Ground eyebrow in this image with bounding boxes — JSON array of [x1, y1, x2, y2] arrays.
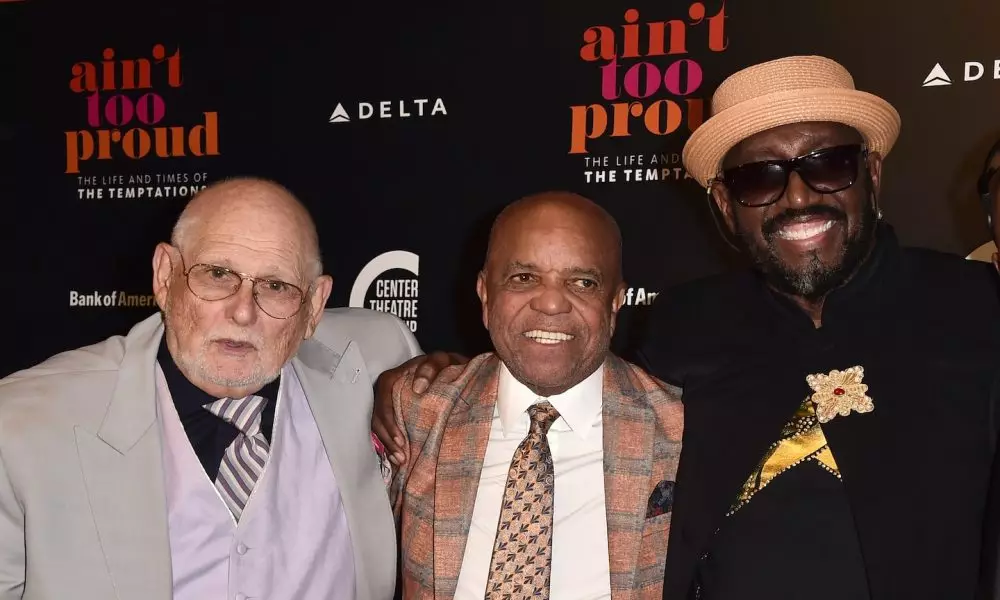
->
[[505, 261, 604, 280], [199, 259, 294, 281]]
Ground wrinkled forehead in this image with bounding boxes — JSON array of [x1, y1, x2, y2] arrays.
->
[[185, 210, 307, 278], [492, 209, 619, 277], [724, 121, 864, 167]]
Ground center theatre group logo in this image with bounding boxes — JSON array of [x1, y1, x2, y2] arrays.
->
[[570, 3, 727, 184], [349, 250, 420, 332], [65, 44, 219, 176]]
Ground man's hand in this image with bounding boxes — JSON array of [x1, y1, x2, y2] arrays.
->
[[373, 351, 469, 465]]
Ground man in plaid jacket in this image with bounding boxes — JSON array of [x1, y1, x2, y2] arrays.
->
[[387, 192, 684, 600]]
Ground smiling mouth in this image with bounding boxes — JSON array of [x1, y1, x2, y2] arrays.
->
[[523, 330, 575, 345], [775, 219, 835, 242]]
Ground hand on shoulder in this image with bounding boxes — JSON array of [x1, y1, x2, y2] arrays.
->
[[372, 351, 470, 467]]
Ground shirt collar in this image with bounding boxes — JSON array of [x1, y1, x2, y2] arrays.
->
[[821, 221, 901, 314], [156, 337, 281, 417], [496, 360, 604, 441]]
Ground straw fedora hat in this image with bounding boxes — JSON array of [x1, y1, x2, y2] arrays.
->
[[682, 55, 901, 187]]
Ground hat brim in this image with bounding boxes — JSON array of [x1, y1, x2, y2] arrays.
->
[[682, 88, 901, 187]]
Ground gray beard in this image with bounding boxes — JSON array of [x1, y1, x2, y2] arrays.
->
[[735, 207, 877, 302]]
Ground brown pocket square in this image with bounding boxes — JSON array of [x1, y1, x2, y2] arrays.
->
[[646, 479, 675, 518]]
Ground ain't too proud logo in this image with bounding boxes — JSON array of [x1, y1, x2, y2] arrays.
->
[[65, 44, 219, 174], [569, 3, 728, 156]]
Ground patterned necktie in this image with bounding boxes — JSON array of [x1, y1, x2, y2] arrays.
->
[[485, 401, 561, 600], [203, 395, 270, 520]]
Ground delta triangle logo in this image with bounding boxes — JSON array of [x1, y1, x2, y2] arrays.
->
[[922, 63, 952, 87], [328, 103, 350, 123]]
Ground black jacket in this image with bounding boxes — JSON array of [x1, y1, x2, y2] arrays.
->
[[634, 224, 1000, 599]]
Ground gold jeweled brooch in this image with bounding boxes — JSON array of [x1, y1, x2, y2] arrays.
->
[[806, 366, 874, 424]]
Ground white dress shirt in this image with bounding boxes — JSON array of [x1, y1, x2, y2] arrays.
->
[[454, 362, 612, 600]]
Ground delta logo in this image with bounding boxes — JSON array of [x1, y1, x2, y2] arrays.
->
[[568, 2, 728, 155], [328, 98, 447, 123], [65, 44, 220, 175], [922, 60, 1000, 87]]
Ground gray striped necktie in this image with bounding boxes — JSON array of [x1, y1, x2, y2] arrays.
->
[[203, 395, 270, 520]]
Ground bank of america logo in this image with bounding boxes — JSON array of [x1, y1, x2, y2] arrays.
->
[[922, 63, 952, 87], [328, 103, 350, 123]]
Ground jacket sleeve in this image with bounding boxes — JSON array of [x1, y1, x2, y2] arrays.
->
[[0, 432, 25, 599]]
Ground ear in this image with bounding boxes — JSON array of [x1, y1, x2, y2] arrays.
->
[[609, 282, 627, 336], [303, 275, 334, 339], [709, 183, 737, 235], [866, 151, 884, 198], [476, 270, 489, 330], [152, 243, 178, 312]]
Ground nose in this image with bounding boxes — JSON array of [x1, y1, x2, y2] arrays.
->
[[226, 279, 260, 326], [528, 284, 572, 316], [782, 170, 821, 209]]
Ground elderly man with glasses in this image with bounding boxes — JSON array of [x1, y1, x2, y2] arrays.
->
[[0, 177, 421, 600]]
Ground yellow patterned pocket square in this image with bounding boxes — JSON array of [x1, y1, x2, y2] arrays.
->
[[806, 366, 874, 424]]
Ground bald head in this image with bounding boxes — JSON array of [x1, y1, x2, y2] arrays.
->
[[172, 177, 323, 279], [152, 176, 334, 400], [477, 191, 626, 397], [485, 191, 623, 284]]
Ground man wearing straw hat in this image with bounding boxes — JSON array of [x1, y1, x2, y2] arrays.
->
[[636, 55, 1000, 600]]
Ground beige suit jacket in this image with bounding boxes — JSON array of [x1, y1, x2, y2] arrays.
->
[[0, 307, 421, 600]]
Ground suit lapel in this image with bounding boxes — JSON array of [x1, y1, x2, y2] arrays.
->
[[601, 357, 656, 598], [294, 337, 394, 600], [294, 337, 373, 508], [433, 357, 499, 598], [76, 427, 172, 600], [81, 313, 172, 600], [676, 362, 806, 560]]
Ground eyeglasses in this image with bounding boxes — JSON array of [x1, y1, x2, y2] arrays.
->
[[181, 259, 308, 319], [713, 144, 868, 208]]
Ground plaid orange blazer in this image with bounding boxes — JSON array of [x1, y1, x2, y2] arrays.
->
[[389, 352, 684, 600]]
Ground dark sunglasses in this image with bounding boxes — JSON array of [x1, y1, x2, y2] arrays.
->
[[714, 144, 868, 208]]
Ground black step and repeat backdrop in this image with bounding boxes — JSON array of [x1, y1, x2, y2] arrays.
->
[[2, 0, 999, 377]]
